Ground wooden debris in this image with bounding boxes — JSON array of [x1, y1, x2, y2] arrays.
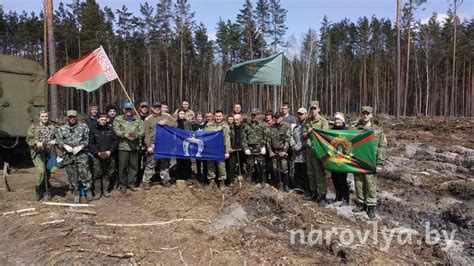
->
[[41, 219, 65, 225], [65, 209, 97, 215], [2, 207, 36, 216], [20, 212, 39, 217], [96, 218, 210, 227], [42, 202, 94, 208]]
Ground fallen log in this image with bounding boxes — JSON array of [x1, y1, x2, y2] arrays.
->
[[96, 218, 210, 227], [41, 219, 65, 225], [2, 207, 36, 216], [42, 202, 94, 208]]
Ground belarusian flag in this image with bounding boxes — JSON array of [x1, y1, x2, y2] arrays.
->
[[310, 129, 377, 174], [224, 52, 284, 86], [47, 46, 118, 92]]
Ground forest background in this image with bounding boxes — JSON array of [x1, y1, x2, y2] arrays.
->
[[1, 0, 473, 118]]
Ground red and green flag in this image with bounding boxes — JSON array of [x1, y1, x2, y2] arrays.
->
[[47, 46, 118, 92], [310, 129, 376, 174]]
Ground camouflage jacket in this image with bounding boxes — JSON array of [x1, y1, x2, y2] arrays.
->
[[204, 120, 231, 154], [242, 120, 269, 151], [26, 122, 56, 158], [352, 121, 388, 166], [113, 115, 144, 151], [143, 113, 176, 147], [289, 122, 306, 163], [56, 122, 89, 163], [268, 122, 291, 152]]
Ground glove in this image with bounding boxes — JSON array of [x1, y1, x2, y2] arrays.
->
[[293, 144, 301, 152], [64, 145, 73, 153], [245, 149, 251, 155], [260, 147, 266, 155], [36, 142, 44, 149], [72, 145, 84, 155], [98, 152, 109, 160]]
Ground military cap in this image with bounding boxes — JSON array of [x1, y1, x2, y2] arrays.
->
[[250, 108, 260, 115], [361, 106, 373, 114], [98, 112, 108, 118], [140, 101, 149, 107], [273, 111, 283, 119], [309, 100, 320, 109], [88, 102, 98, 108], [297, 107, 307, 114], [123, 102, 134, 109], [105, 104, 117, 112], [152, 101, 162, 107], [66, 110, 78, 117]]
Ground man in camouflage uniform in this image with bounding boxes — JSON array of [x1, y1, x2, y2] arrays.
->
[[26, 110, 56, 201], [242, 108, 270, 186], [113, 102, 144, 193], [173, 99, 195, 122], [143, 101, 177, 189], [204, 110, 231, 189], [57, 110, 92, 203], [268, 112, 291, 191], [303, 100, 330, 206], [89, 113, 118, 199], [352, 106, 387, 219]]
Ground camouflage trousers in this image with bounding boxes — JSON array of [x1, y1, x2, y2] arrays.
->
[[306, 148, 327, 196], [246, 153, 267, 182], [143, 153, 170, 183], [118, 150, 139, 188], [31, 153, 50, 186], [354, 174, 377, 206], [271, 155, 288, 175], [207, 161, 226, 181], [65, 153, 91, 191], [92, 157, 115, 193]]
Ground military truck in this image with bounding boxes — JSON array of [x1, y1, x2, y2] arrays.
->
[[0, 54, 48, 165]]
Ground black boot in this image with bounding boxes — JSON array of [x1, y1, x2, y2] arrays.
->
[[316, 194, 327, 207], [352, 202, 366, 213], [366, 206, 376, 219], [335, 190, 342, 202], [35, 186, 43, 201]]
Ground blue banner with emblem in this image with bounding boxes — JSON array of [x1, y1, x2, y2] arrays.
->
[[154, 125, 225, 161]]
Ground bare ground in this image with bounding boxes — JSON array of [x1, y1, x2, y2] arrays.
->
[[0, 116, 472, 264]]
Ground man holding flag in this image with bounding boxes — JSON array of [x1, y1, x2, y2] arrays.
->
[[143, 101, 177, 189], [204, 110, 231, 189], [303, 101, 330, 206], [351, 106, 387, 219]]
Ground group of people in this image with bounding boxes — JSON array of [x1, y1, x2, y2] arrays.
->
[[26, 99, 386, 219]]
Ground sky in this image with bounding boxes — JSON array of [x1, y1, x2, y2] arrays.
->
[[2, 0, 473, 50]]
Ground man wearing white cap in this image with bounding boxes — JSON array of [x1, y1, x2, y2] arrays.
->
[[290, 107, 310, 195]]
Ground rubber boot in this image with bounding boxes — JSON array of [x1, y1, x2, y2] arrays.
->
[[93, 179, 102, 200], [73, 190, 80, 203], [316, 194, 327, 207], [366, 206, 376, 219], [143, 181, 151, 190], [86, 189, 93, 202], [219, 180, 226, 188], [282, 174, 290, 192], [35, 186, 43, 201], [209, 179, 217, 190], [102, 178, 111, 197]]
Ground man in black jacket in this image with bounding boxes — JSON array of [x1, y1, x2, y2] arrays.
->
[[89, 113, 118, 199], [227, 113, 245, 185]]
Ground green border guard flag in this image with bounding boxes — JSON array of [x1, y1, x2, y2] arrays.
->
[[310, 129, 377, 174], [224, 52, 284, 86]]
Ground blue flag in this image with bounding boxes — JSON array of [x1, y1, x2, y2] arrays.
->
[[154, 125, 225, 161]]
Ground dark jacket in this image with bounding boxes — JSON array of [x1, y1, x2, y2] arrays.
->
[[89, 122, 118, 155], [177, 118, 192, 130], [84, 116, 98, 128], [191, 122, 207, 131], [230, 123, 245, 150], [331, 123, 349, 130]]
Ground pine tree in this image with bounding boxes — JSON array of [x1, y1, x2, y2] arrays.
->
[[268, 0, 287, 52]]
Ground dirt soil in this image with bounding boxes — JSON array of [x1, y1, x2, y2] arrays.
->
[[0, 116, 472, 264]]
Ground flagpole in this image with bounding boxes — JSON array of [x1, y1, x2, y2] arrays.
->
[[116, 77, 140, 117]]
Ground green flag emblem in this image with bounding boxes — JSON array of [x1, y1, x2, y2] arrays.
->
[[224, 52, 284, 86], [310, 129, 377, 174]]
